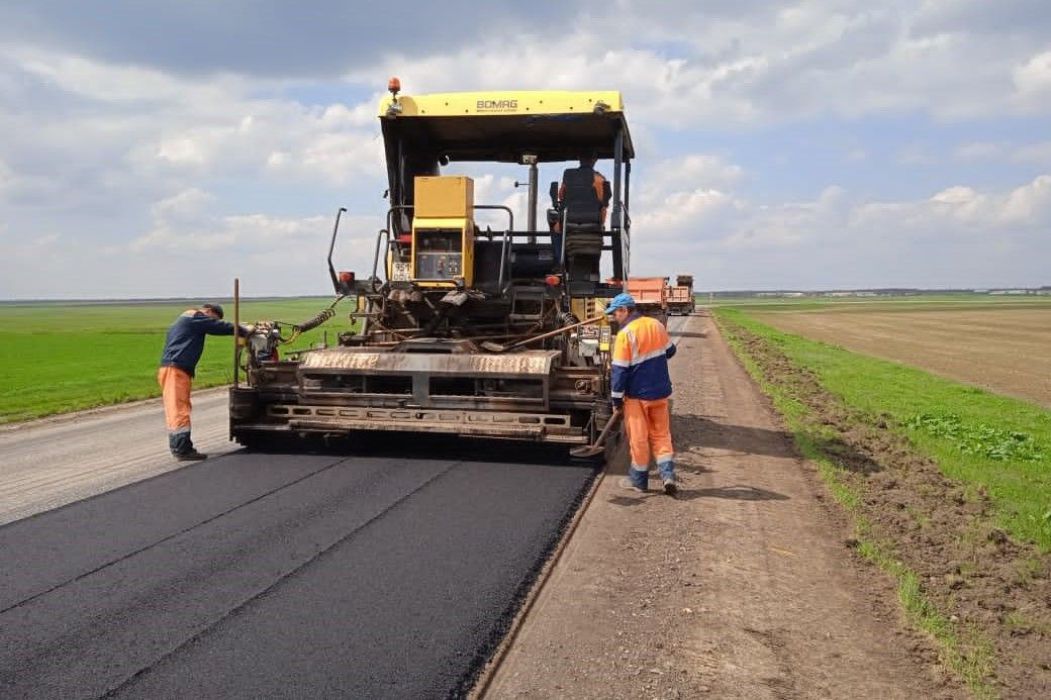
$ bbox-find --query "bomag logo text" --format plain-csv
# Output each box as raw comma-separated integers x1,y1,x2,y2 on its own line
476,99,518,111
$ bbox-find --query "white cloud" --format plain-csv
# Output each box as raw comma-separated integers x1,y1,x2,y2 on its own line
357,3,1051,127
2,45,386,192
1001,174,1051,224
635,188,740,233
643,154,744,193
1013,50,1051,101
440,171,533,233
353,37,754,128
854,176,1051,231
139,98,385,186
606,152,747,246
930,185,979,206
3,5,1051,297
150,188,215,223
87,189,381,298
631,174,1051,289
132,189,358,255
156,136,209,167
13,48,243,103
269,130,386,186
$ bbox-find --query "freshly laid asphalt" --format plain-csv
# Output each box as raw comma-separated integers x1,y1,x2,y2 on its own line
0,445,595,699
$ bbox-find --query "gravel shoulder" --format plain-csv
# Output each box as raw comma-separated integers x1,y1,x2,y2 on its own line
0,390,234,525
485,311,960,699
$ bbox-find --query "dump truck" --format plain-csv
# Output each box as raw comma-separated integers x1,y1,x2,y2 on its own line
626,277,669,326
229,81,635,454
666,274,695,316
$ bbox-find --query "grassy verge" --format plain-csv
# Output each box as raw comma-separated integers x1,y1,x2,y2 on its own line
716,307,1051,551
0,298,356,423
714,308,1019,698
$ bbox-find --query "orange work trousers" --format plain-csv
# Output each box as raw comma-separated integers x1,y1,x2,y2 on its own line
157,366,192,434
623,397,674,470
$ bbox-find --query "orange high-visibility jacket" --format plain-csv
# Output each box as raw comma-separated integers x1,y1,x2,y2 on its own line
611,313,676,400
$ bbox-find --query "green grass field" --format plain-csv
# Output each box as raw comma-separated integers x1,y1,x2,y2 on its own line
715,306,1051,551
0,298,357,423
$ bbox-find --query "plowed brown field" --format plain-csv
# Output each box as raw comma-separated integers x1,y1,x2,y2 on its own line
756,307,1051,408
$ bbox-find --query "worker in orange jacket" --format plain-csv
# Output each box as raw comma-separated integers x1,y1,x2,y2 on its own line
605,292,678,495
158,303,249,460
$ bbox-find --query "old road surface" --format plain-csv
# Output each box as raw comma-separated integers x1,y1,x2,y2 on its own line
0,390,235,526
0,384,596,697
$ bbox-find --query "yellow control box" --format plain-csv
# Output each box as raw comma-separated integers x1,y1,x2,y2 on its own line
414,176,474,218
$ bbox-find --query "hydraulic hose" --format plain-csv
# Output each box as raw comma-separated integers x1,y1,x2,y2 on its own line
281,296,345,344
293,296,344,333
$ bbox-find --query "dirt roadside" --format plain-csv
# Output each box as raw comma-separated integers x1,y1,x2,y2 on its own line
723,314,1051,698
485,312,960,699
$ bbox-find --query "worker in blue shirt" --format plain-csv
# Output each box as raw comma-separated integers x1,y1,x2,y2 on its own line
158,303,249,460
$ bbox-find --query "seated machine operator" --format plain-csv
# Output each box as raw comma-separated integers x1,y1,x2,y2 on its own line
559,152,612,224
552,152,613,262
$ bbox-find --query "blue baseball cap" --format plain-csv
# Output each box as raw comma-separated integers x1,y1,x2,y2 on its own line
604,292,636,314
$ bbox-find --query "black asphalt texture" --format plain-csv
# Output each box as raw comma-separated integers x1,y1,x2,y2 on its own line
0,445,595,699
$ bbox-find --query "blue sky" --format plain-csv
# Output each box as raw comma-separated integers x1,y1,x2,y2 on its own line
1,0,1049,298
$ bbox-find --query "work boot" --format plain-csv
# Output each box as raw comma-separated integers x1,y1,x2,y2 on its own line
173,450,208,461
623,466,649,492
617,477,646,493
169,430,193,454
657,460,677,496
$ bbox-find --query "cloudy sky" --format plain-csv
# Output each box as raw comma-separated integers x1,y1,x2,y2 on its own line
1,0,1049,298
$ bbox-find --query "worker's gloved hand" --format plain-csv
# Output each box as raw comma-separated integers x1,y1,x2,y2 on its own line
611,397,623,413
242,324,256,335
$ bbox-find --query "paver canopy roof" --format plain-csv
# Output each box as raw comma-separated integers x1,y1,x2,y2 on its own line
378,90,634,163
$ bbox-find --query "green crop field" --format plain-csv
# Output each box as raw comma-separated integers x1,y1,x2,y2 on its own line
0,297,358,424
